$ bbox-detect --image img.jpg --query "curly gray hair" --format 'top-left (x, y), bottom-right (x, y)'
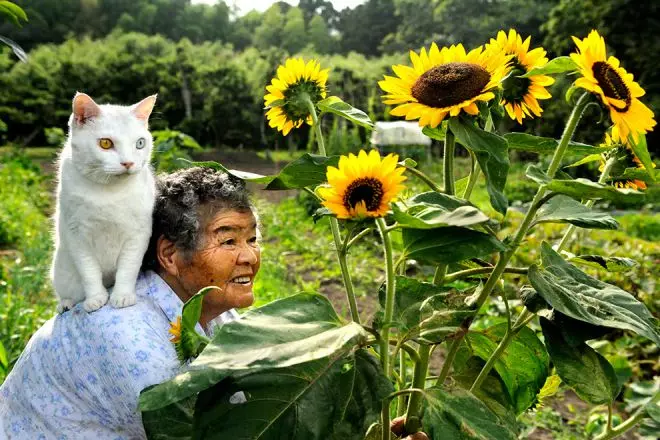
top-left (142, 167), bottom-right (254, 271)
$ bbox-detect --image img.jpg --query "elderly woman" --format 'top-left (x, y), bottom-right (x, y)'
top-left (0, 167), bottom-right (260, 439)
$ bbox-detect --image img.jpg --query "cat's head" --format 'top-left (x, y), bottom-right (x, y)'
top-left (68, 92), bottom-right (157, 182)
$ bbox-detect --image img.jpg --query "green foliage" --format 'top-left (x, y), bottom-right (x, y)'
top-left (151, 129), bottom-right (201, 173)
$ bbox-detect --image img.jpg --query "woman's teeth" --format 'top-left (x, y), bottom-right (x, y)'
top-left (231, 276), bottom-right (251, 284)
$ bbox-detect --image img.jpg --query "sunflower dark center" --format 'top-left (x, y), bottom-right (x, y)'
top-left (501, 60), bottom-right (531, 103)
top-left (282, 80), bottom-right (325, 120)
top-left (592, 61), bottom-right (631, 112)
top-left (343, 177), bottom-right (384, 211)
top-left (411, 62), bottom-right (491, 108)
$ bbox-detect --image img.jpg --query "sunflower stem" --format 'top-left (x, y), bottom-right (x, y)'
top-left (376, 217), bottom-right (396, 376)
top-left (306, 96), bottom-right (360, 324)
top-left (404, 344), bottom-right (431, 434)
top-left (557, 154), bottom-right (617, 252)
top-left (443, 129), bottom-right (456, 195)
top-left (376, 216), bottom-right (396, 440)
top-left (435, 91), bottom-right (592, 387)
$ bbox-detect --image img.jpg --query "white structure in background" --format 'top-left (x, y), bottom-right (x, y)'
top-left (370, 121), bottom-right (432, 148)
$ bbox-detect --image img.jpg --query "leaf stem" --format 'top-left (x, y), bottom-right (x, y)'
top-left (436, 338), bottom-right (462, 386)
top-left (443, 266), bottom-right (528, 283)
top-left (345, 227), bottom-right (373, 250)
top-left (307, 97), bottom-right (360, 324)
top-left (556, 154), bottom-right (618, 252)
top-left (404, 165), bottom-right (443, 193)
top-left (435, 91), bottom-right (591, 387)
top-left (470, 308), bottom-right (533, 392)
top-left (404, 344), bottom-right (431, 433)
top-left (444, 129), bottom-right (456, 195)
top-left (463, 150), bottom-right (480, 200)
top-left (594, 389), bottom-right (660, 440)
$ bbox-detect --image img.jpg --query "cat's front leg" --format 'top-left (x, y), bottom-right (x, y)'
top-left (64, 236), bottom-right (109, 312)
top-left (110, 235), bottom-right (149, 308)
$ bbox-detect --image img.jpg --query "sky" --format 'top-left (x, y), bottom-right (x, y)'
top-left (192, 1), bottom-right (367, 16)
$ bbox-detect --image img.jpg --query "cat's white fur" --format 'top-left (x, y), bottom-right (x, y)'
top-left (51, 93), bottom-right (157, 313)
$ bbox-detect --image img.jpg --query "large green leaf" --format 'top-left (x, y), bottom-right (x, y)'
top-left (529, 243), bottom-right (660, 345)
top-left (317, 96), bottom-right (374, 129)
top-left (422, 386), bottom-right (518, 440)
top-left (540, 318), bottom-right (620, 404)
top-left (139, 293), bottom-right (368, 411)
top-left (379, 276), bottom-right (478, 344)
top-left (628, 134), bottom-right (656, 181)
top-left (449, 118), bottom-right (509, 214)
top-left (616, 166), bottom-right (660, 184)
top-left (461, 323), bottom-right (549, 414)
top-left (545, 177), bottom-right (646, 203)
top-left (190, 349), bottom-right (391, 439)
top-left (533, 195), bottom-right (618, 229)
top-left (182, 154), bottom-right (340, 190)
top-left (504, 133), bottom-right (609, 156)
top-left (569, 255), bottom-right (637, 273)
top-left (0, 1), bottom-right (27, 26)
top-left (453, 357), bottom-right (516, 422)
top-left (422, 123), bottom-right (447, 141)
top-left (142, 397), bottom-right (195, 440)
top-left (519, 56), bottom-right (577, 77)
top-left (402, 227), bottom-right (505, 266)
top-left (393, 192), bottom-right (489, 229)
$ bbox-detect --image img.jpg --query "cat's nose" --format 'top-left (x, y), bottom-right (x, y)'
top-left (120, 162), bottom-right (135, 169)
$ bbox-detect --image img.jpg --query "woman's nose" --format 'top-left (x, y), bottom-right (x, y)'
top-left (237, 244), bottom-right (259, 265)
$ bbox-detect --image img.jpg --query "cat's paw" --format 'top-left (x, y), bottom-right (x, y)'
top-left (109, 290), bottom-right (137, 309)
top-left (57, 299), bottom-right (76, 314)
top-left (83, 291), bottom-right (108, 312)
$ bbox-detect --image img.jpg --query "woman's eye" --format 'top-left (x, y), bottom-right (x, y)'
top-left (99, 138), bottom-right (114, 149)
top-left (249, 236), bottom-right (258, 244)
top-left (136, 138), bottom-right (146, 149)
top-left (222, 239), bottom-right (235, 246)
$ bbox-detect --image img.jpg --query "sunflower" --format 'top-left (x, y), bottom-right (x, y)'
top-left (318, 150), bottom-right (406, 219)
top-left (378, 43), bottom-right (511, 128)
top-left (488, 29), bottom-right (555, 124)
top-left (169, 316), bottom-right (182, 343)
top-left (599, 134), bottom-right (653, 190)
top-left (264, 58), bottom-right (329, 136)
top-left (570, 30), bottom-right (656, 143)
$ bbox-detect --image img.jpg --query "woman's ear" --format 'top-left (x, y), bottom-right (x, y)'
top-left (156, 235), bottom-right (180, 277)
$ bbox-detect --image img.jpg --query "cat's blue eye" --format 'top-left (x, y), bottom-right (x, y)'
top-left (136, 138), bottom-right (146, 149)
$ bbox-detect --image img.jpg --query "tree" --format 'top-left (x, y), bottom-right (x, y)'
top-left (307, 14), bottom-right (332, 53)
top-left (337, 0), bottom-right (400, 56)
top-left (253, 4), bottom-right (285, 50)
top-left (281, 7), bottom-right (306, 54)
top-left (380, 0), bottom-right (439, 53)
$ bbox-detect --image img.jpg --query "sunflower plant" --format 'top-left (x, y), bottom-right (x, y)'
top-left (139, 32), bottom-right (658, 440)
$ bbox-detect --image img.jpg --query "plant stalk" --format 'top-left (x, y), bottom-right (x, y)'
top-left (436, 338), bottom-right (461, 386)
top-left (307, 97), bottom-right (360, 324)
top-left (376, 217), bottom-right (396, 378)
top-left (404, 344), bottom-right (431, 433)
top-left (557, 154), bottom-right (618, 252)
top-left (443, 129), bottom-right (456, 195)
top-left (594, 390), bottom-right (660, 440)
top-left (435, 92), bottom-right (591, 387)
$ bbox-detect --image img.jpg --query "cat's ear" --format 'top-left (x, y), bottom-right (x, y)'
top-left (131, 94), bottom-right (158, 122)
top-left (72, 92), bottom-right (101, 125)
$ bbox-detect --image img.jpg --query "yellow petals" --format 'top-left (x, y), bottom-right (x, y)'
top-left (319, 149), bottom-right (406, 219)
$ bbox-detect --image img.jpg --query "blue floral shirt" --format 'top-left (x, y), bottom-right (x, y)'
top-left (0, 271), bottom-right (239, 439)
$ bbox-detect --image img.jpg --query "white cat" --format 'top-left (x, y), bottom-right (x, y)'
top-left (51, 92), bottom-right (157, 313)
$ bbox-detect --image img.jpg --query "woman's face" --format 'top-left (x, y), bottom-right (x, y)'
top-left (174, 208), bottom-right (261, 312)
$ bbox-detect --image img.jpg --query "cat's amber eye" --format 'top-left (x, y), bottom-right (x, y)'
top-left (99, 138), bottom-right (114, 150)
